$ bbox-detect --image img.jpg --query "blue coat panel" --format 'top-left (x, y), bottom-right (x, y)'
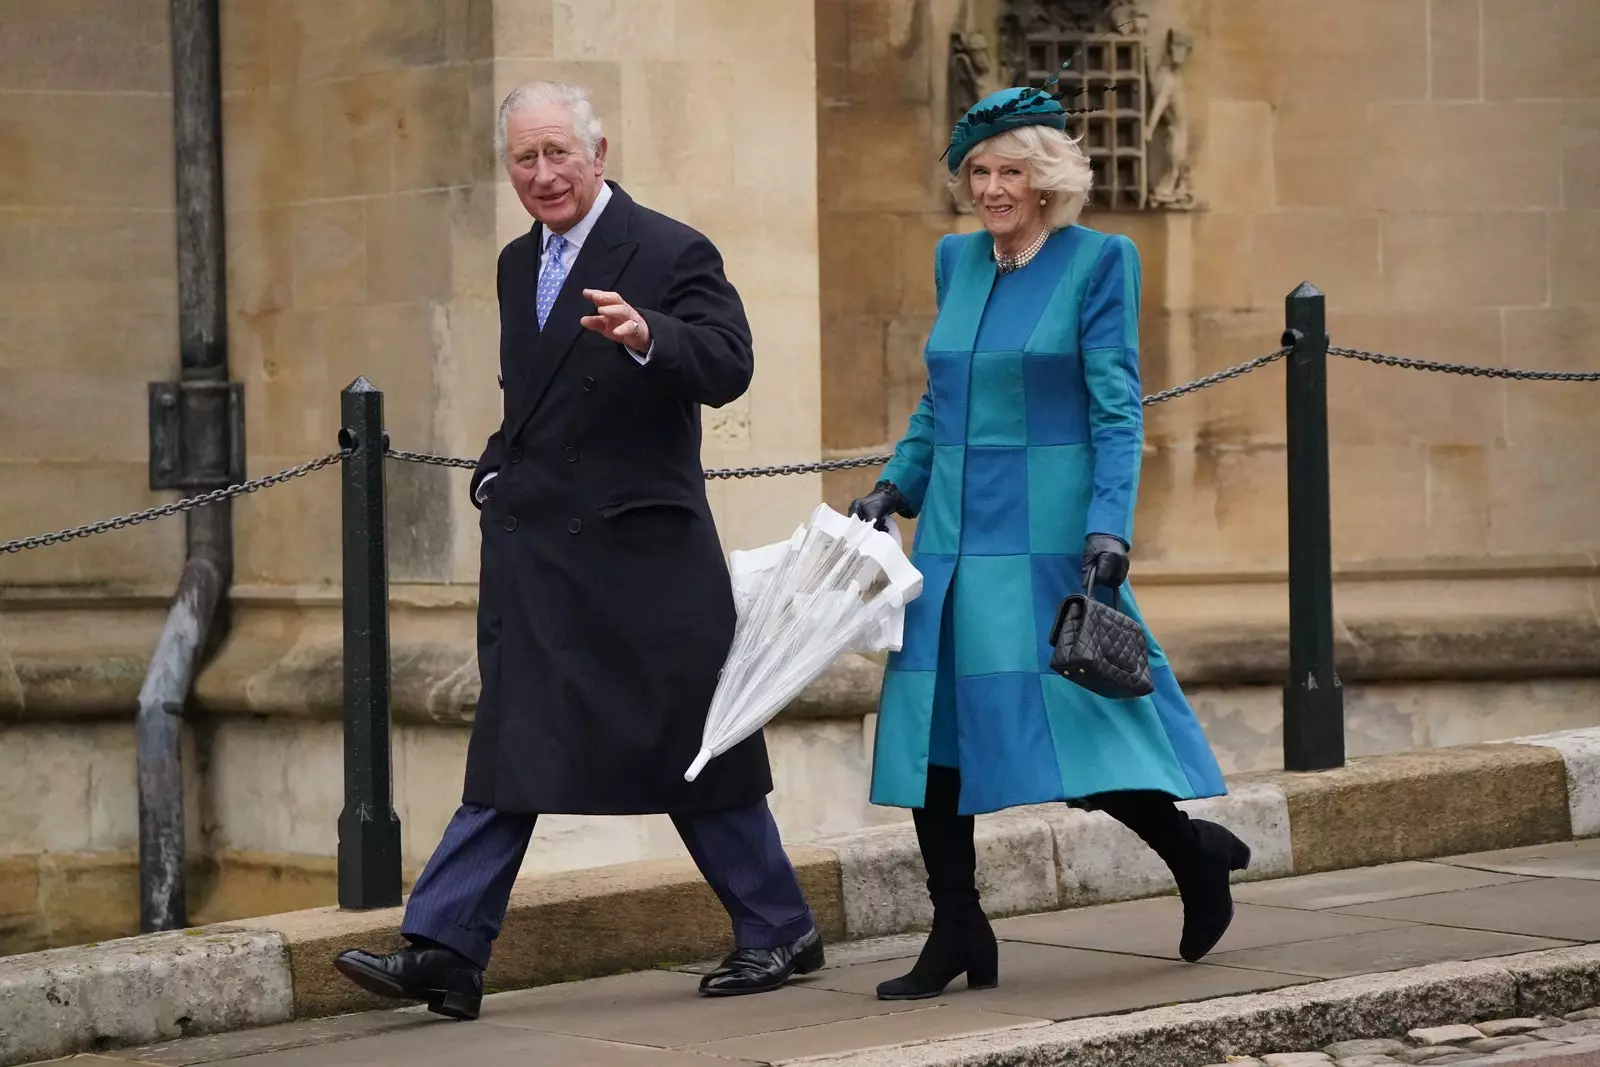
top-left (869, 225), bottom-right (1228, 817)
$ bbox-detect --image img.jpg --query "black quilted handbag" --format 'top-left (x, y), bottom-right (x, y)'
top-left (1047, 574), bottom-right (1155, 700)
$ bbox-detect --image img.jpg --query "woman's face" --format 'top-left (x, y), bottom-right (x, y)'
top-left (967, 150), bottom-right (1042, 243)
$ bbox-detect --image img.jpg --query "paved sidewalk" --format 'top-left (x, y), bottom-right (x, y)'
top-left (38, 839), bottom-right (1600, 1067)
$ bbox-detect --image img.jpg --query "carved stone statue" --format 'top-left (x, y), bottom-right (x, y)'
top-left (1144, 27), bottom-right (1195, 209)
top-left (948, 29), bottom-right (993, 130)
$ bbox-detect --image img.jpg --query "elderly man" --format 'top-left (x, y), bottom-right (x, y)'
top-left (332, 81), bottom-right (822, 1021)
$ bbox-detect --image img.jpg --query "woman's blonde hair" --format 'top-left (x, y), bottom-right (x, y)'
top-left (947, 124), bottom-right (1094, 229)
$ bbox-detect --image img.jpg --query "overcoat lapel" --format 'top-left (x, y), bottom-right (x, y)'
top-left (926, 231), bottom-right (997, 354)
top-left (506, 182), bottom-right (640, 445)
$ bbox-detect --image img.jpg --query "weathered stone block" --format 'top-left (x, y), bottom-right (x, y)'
top-left (1326, 1038), bottom-right (1411, 1058)
top-left (1507, 945), bottom-right (1600, 1020)
top-left (1209, 0), bottom-right (1427, 103)
top-left (365, 191), bottom-right (454, 304)
top-left (0, 927), bottom-right (293, 1066)
top-left (1381, 212), bottom-right (1548, 312)
top-left (390, 64), bottom-right (479, 192)
top-left (291, 201), bottom-right (366, 309)
top-left (1367, 103), bottom-right (1561, 211)
top-left (1503, 728), bottom-right (1600, 839)
top-left (1484, 0), bottom-right (1600, 100)
top-left (1200, 101), bottom-right (1275, 213)
top-left (1250, 743), bottom-right (1571, 875)
top-left (1407, 1024), bottom-right (1484, 1045)
top-left (1429, 0), bottom-right (1481, 99)
top-left (1550, 212), bottom-right (1600, 307)
top-left (1272, 101), bottom-right (1371, 210)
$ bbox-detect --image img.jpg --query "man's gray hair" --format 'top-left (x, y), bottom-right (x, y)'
top-left (494, 82), bottom-right (604, 165)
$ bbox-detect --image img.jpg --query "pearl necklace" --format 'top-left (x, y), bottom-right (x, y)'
top-left (994, 228), bottom-right (1052, 274)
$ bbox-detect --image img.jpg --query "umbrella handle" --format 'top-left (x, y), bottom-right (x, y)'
top-left (685, 747), bottom-right (714, 782)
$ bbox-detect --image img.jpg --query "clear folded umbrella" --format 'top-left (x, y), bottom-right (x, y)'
top-left (685, 503), bottom-right (924, 782)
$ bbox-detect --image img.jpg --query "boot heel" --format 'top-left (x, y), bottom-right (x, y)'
top-left (428, 989), bottom-right (482, 1021)
top-left (794, 940), bottom-right (826, 976)
top-left (966, 963), bottom-right (999, 991)
top-left (1229, 837), bottom-right (1252, 872)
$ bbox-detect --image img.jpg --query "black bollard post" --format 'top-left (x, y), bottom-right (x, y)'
top-left (337, 377), bottom-right (403, 908)
top-left (1281, 283), bottom-right (1345, 772)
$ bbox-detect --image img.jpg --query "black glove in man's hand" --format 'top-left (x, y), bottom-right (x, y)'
top-left (1081, 533), bottom-right (1130, 589)
top-left (848, 481), bottom-right (909, 530)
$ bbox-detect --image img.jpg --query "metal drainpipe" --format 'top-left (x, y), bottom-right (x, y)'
top-left (137, 0), bottom-right (231, 933)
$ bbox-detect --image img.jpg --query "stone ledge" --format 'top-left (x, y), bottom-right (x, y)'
top-left (2, 729), bottom-right (1593, 1065)
top-left (228, 843), bottom-right (847, 1021)
top-left (7, 570), bottom-right (1600, 719)
top-left (1247, 742), bottom-right (1575, 875)
top-left (0, 927), bottom-right (293, 1067)
top-left (796, 945), bottom-right (1600, 1067)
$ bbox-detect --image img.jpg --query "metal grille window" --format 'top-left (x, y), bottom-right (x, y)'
top-left (1021, 30), bottom-right (1147, 210)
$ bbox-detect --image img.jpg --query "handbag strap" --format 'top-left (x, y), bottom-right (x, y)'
top-left (1081, 571), bottom-right (1122, 612)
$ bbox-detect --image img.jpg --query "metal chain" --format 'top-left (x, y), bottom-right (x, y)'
top-left (1330, 346), bottom-right (1600, 382)
top-left (386, 448), bottom-right (475, 470)
top-left (1141, 347), bottom-right (1290, 405)
top-left (0, 451), bottom-right (350, 555)
top-left (383, 348), bottom-right (1296, 479)
top-left (18, 341), bottom-right (1585, 554)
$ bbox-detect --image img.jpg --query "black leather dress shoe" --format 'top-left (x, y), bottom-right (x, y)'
top-left (333, 943), bottom-right (484, 1020)
top-left (698, 927), bottom-right (825, 997)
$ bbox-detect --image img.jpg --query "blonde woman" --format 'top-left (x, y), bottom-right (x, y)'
top-left (850, 85), bottom-right (1246, 1001)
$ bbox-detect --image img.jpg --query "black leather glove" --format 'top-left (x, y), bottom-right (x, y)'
top-left (848, 481), bottom-right (909, 530)
top-left (1082, 533), bottom-right (1130, 589)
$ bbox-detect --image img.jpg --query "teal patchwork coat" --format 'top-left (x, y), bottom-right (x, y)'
top-left (869, 225), bottom-right (1228, 817)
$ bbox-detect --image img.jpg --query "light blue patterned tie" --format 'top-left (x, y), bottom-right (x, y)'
top-left (536, 233), bottom-right (569, 329)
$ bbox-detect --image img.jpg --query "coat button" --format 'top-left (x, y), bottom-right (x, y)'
top-left (583, 377), bottom-right (596, 392)
top-left (503, 515), bottom-right (518, 532)
top-left (568, 518), bottom-right (582, 534)
top-left (508, 447), bottom-right (522, 463)
top-left (563, 446), bottom-right (579, 463)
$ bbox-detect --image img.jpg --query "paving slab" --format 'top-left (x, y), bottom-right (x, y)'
top-left (684, 1005), bottom-right (1047, 1063)
top-left (159, 1018), bottom-right (759, 1067)
top-left (1207, 925), bottom-right (1574, 980)
top-left (1335, 880), bottom-right (1600, 942)
top-left (805, 938), bottom-right (1308, 1020)
top-left (1231, 862), bottom-right (1529, 911)
top-left (993, 897), bottom-right (1414, 958)
top-left (475, 967), bottom-right (904, 1048)
top-left (1436, 840), bottom-right (1600, 882)
top-left (100, 1011), bottom-right (435, 1066)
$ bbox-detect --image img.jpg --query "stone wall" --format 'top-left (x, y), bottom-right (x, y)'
top-left (2, 0), bottom-right (821, 587)
top-left (8, 674), bottom-right (1600, 955)
top-left (0, 0), bottom-right (184, 585)
top-left (816, 0), bottom-right (1600, 574)
top-left (1, 0), bottom-right (826, 952)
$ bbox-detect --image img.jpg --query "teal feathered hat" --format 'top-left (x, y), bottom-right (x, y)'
top-left (943, 58), bottom-right (1107, 173)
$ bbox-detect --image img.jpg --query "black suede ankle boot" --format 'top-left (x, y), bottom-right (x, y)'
top-left (876, 767), bottom-right (1000, 1001)
top-left (1086, 791), bottom-right (1252, 963)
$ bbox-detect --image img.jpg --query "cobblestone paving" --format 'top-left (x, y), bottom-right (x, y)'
top-left (1205, 1007), bottom-right (1600, 1066)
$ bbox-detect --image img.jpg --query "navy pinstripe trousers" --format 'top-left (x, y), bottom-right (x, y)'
top-left (401, 799), bottom-right (816, 969)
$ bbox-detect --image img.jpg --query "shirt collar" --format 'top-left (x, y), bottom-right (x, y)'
top-left (542, 181), bottom-right (612, 254)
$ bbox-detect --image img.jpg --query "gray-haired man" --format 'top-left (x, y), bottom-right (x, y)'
top-left (331, 82), bottom-right (822, 1021)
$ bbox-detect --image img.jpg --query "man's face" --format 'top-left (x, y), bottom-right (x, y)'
top-left (504, 103), bottom-right (606, 233)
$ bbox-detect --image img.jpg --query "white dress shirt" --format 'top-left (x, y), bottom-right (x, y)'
top-left (478, 184), bottom-right (651, 505)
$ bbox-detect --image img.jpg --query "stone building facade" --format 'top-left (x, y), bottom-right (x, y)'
top-left (2, 0), bottom-right (1598, 953)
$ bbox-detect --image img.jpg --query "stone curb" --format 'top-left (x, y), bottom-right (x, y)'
top-left (1, 728), bottom-right (1595, 1066)
top-left (796, 944), bottom-right (1600, 1067)
top-left (0, 928), bottom-right (293, 1067)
